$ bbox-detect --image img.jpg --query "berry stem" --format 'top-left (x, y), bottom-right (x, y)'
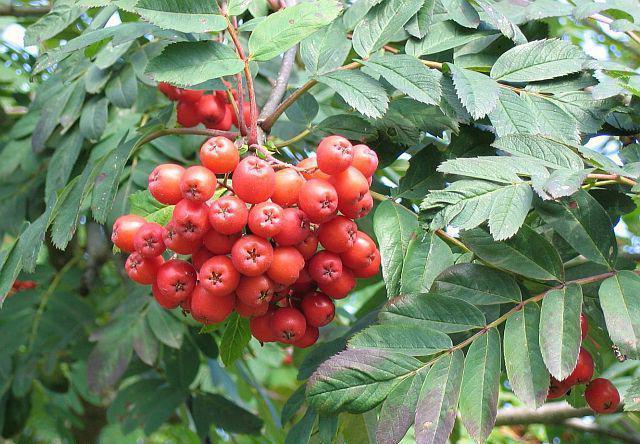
top-left (273, 128), bottom-right (311, 148)
top-left (136, 128), bottom-right (239, 149)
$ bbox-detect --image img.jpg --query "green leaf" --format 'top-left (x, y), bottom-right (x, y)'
top-left (459, 328), bottom-right (501, 444)
top-left (25, 0), bottom-right (85, 46)
top-left (624, 377), bottom-right (640, 412)
top-left (359, 54), bottom-right (442, 105)
top-left (491, 39), bottom-right (588, 83)
top-left (192, 393), bottom-right (263, 437)
top-left (219, 312), bottom-right (250, 366)
top-left (106, 66), bottom-right (138, 108)
top-left (492, 134), bottom-right (584, 171)
top-left (146, 42), bottom-right (244, 87)
top-left (405, 0), bottom-right (436, 38)
top-left (80, 97), bottom-right (108, 142)
top-left (129, 190), bottom-right (174, 225)
top-left (443, 0), bottom-right (479, 28)
top-left (447, 64), bottom-right (499, 120)
top-left (539, 283), bottom-right (582, 379)
top-left (248, 1), bottom-right (342, 61)
top-left (316, 70), bottom-right (389, 119)
top-left (373, 200), bottom-right (418, 297)
top-left (282, 385), bottom-right (306, 424)
top-left (352, 0), bottom-right (423, 58)
top-left (433, 263), bottom-right (522, 305)
top-left (406, 21), bottom-right (495, 56)
top-left (395, 148), bottom-right (444, 199)
top-left (316, 114), bottom-right (378, 141)
top-left (461, 226), bottom-right (564, 281)
top-left (306, 349), bottom-right (423, 413)
top-left (135, 0), bottom-right (226, 33)
top-left (45, 130), bottom-right (84, 201)
top-left (376, 370), bottom-right (426, 444)
top-left (146, 302), bottom-right (185, 349)
top-left (132, 317), bottom-right (158, 366)
top-left (285, 408), bottom-right (317, 444)
top-left (472, 0), bottom-right (526, 44)
top-left (300, 19), bottom-right (351, 75)
top-left (414, 350), bottom-right (464, 444)
top-left (504, 304), bottom-right (549, 409)
top-left (379, 293), bottom-right (486, 333)
top-left (227, 0), bottom-right (252, 16)
top-left (537, 190), bottom-right (617, 268)
top-left (348, 324), bottom-right (452, 356)
top-left (401, 231), bottom-right (454, 294)
top-left (488, 88), bottom-right (539, 138)
top-left (87, 330), bottom-right (134, 392)
top-left (164, 337), bottom-right (199, 390)
top-left (599, 271), bottom-right (640, 360)
top-left (0, 241), bottom-right (23, 307)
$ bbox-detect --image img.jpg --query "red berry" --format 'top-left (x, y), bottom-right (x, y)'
top-left (163, 221), bottom-right (201, 254)
top-left (296, 232), bottom-right (318, 260)
top-left (178, 88), bottom-right (204, 103)
top-left (152, 282), bottom-right (180, 309)
top-left (585, 378), bottom-right (620, 414)
top-left (300, 292), bottom-right (335, 327)
top-left (339, 191), bottom-right (373, 219)
top-left (148, 164), bottom-right (185, 205)
top-left (191, 285), bottom-right (235, 324)
top-left (199, 255), bottom-right (240, 297)
top-left (581, 313), bottom-right (588, 339)
top-left (298, 178), bottom-right (338, 223)
top-left (180, 166), bottom-right (217, 202)
top-left (317, 216), bottom-right (357, 253)
top-left (133, 222), bottom-right (166, 258)
top-left (202, 229), bottom-right (239, 255)
top-left (248, 201), bottom-right (283, 238)
top-left (297, 157), bottom-right (330, 181)
top-left (271, 307), bottom-right (307, 344)
top-left (158, 82), bottom-right (180, 100)
top-left (351, 144), bottom-right (378, 178)
top-left (205, 104), bottom-right (233, 131)
top-left (125, 252), bottom-right (163, 285)
top-left (319, 267), bottom-right (355, 299)
top-left (292, 325), bottom-right (319, 348)
top-left (200, 136), bottom-right (239, 174)
top-left (197, 94), bottom-right (224, 127)
top-left (330, 166), bottom-right (369, 209)
top-left (351, 249), bottom-right (380, 278)
top-left (176, 101), bottom-right (202, 127)
top-left (112, 214), bottom-right (146, 253)
top-left (273, 208), bottom-right (310, 246)
top-left (232, 157), bottom-right (276, 204)
top-left (208, 195), bottom-right (248, 235)
top-left (236, 299), bottom-right (269, 318)
top-left (292, 266), bottom-right (316, 294)
top-left (191, 247), bottom-right (214, 270)
top-left (340, 231), bottom-right (377, 269)
top-left (172, 199), bottom-right (210, 241)
top-left (231, 235), bottom-right (274, 276)
top-left (547, 376), bottom-right (571, 400)
top-left (316, 135), bottom-right (353, 175)
top-left (156, 259), bottom-right (197, 305)
top-left (236, 274), bottom-right (274, 308)
top-left (271, 168), bottom-right (304, 207)
top-left (564, 347), bottom-right (594, 386)
top-left (250, 310), bottom-right (278, 343)
top-left (267, 247), bottom-right (305, 286)
top-left (309, 251), bottom-right (343, 285)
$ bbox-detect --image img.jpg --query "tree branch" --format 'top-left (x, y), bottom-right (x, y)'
top-left (258, 45), bottom-right (298, 122)
top-left (0, 5), bottom-right (51, 17)
top-left (136, 127), bottom-right (239, 148)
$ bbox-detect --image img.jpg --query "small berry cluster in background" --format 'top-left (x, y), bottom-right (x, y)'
top-left (547, 314), bottom-right (621, 413)
top-left (111, 134), bottom-right (380, 348)
top-left (158, 82), bottom-right (250, 131)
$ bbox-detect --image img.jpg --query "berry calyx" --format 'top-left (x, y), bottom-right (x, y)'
top-left (133, 222), bottom-right (166, 258)
top-left (199, 255), bottom-right (240, 297)
top-left (180, 166), bottom-right (217, 202)
top-left (208, 195), bottom-right (249, 235)
top-left (156, 259), bottom-right (197, 305)
top-left (248, 202), bottom-right (284, 238)
top-left (231, 235), bottom-right (274, 276)
top-left (271, 307), bottom-right (307, 343)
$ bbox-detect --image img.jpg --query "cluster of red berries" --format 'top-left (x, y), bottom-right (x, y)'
top-left (111, 134), bottom-right (380, 348)
top-left (8, 280), bottom-right (36, 296)
top-left (547, 314), bottom-right (620, 413)
top-left (158, 83), bottom-right (250, 131)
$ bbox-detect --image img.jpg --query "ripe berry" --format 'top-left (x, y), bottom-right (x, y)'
top-left (271, 168), bottom-right (304, 207)
top-left (297, 157), bottom-right (330, 180)
top-left (208, 196), bottom-right (248, 235)
top-left (248, 202), bottom-right (283, 238)
top-left (176, 101), bottom-right (202, 127)
top-left (564, 347), bottom-right (594, 386)
top-left (340, 191), bottom-right (373, 219)
top-left (271, 307), bottom-right (307, 343)
top-left (298, 179), bottom-right (339, 223)
top-left (236, 274), bottom-right (274, 308)
top-left (148, 164), bottom-right (185, 205)
top-left (133, 222), bottom-right (166, 258)
top-left (292, 325), bottom-right (319, 348)
top-left (236, 298), bottom-right (269, 318)
top-left (351, 144), bottom-right (378, 178)
top-left (547, 377), bottom-right (571, 400)
top-left (316, 135), bottom-right (353, 175)
top-left (296, 232), bottom-right (319, 260)
top-left (158, 82), bottom-right (180, 100)
top-left (191, 247), bottom-right (214, 270)
top-left (163, 221), bottom-right (201, 254)
top-left (156, 259), bottom-right (197, 305)
top-left (202, 229), bottom-right (239, 255)
top-left (267, 247), bottom-right (305, 286)
top-left (231, 235), bottom-right (274, 276)
top-left (585, 378), bottom-right (620, 414)
top-left (232, 157), bottom-right (276, 204)
top-left (318, 216), bottom-right (357, 253)
top-left (300, 292), bottom-right (335, 327)
top-left (191, 285), bottom-right (235, 324)
top-left (250, 310), bottom-right (278, 343)
top-left (208, 104), bottom-right (233, 131)
top-left (292, 266), bottom-right (316, 294)
top-left (180, 166), bottom-right (217, 202)
top-left (196, 94), bottom-right (223, 128)
top-left (125, 252), bottom-right (163, 285)
top-left (200, 136), bottom-right (239, 174)
top-left (273, 208), bottom-right (310, 246)
top-left (112, 214), bottom-right (146, 253)
top-left (330, 166), bottom-right (369, 209)
top-left (152, 282), bottom-right (181, 309)
top-left (319, 267), bottom-right (355, 299)
top-left (172, 199), bottom-right (210, 241)
top-left (309, 251), bottom-right (343, 285)
top-left (581, 313), bottom-right (588, 339)
top-left (351, 249), bottom-right (380, 278)
top-left (178, 88), bottom-right (204, 103)
top-left (340, 231), bottom-right (377, 269)
top-left (199, 255), bottom-right (240, 297)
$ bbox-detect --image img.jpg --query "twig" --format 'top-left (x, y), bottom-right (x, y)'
top-left (563, 418), bottom-right (640, 444)
top-left (136, 127), bottom-right (239, 149)
top-left (235, 73), bottom-right (248, 135)
top-left (258, 45), bottom-right (298, 122)
top-left (274, 128), bottom-right (311, 148)
top-left (590, 13), bottom-right (640, 47)
top-left (0, 5), bottom-right (51, 16)
top-left (496, 402), bottom-right (595, 426)
top-left (587, 173), bottom-right (637, 187)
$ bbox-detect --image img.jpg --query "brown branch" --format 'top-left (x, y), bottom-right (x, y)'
top-left (258, 44), bottom-right (298, 122)
top-left (136, 127), bottom-right (239, 148)
top-left (0, 5), bottom-right (51, 16)
top-left (587, 173), bottom-right (637, 187)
